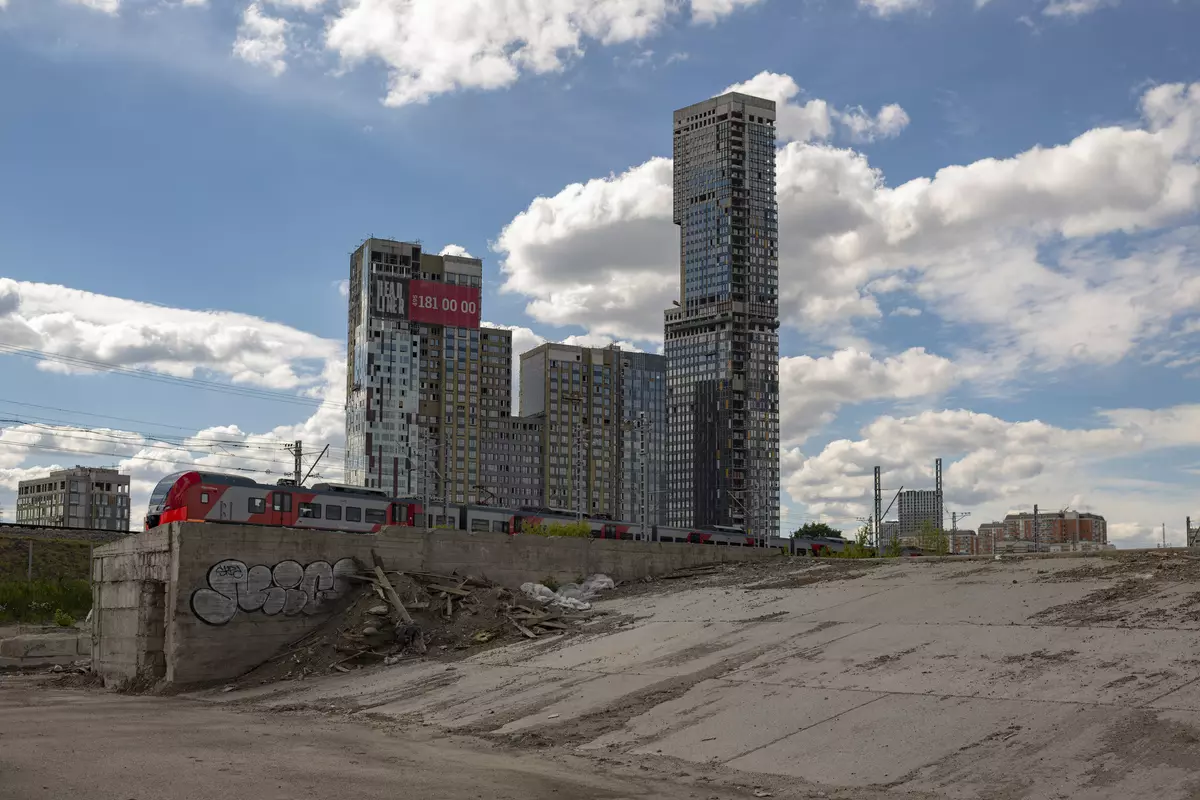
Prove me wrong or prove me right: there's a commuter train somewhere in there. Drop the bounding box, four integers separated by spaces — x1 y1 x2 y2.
144 470 802 550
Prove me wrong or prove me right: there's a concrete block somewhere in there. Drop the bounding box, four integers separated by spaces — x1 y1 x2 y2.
0 632 81 659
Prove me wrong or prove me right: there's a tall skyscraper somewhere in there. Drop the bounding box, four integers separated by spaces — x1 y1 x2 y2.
346 238 510 508
665 92 780 539
519 343 666 524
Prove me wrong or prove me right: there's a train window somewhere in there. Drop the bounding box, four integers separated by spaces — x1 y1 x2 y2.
272 493 292 513
364 508 385 524
299 502 321 519
492 520 509 533
471 518 490 532
345 507 362 523
248 497 265 514
325 505 342 521
435 516 446 526
200 492 209 504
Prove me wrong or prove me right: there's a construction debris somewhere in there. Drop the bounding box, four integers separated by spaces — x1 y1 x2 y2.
519 574 615 611
237 566 608 686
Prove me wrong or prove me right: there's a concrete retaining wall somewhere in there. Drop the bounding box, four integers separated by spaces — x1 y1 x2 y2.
91 530 172 687
94 522 776 687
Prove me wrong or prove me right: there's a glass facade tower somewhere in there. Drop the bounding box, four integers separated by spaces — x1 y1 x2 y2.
664 92 780 539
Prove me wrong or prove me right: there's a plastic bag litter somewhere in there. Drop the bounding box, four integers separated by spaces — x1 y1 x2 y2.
519 574 615 611
580 574 615 595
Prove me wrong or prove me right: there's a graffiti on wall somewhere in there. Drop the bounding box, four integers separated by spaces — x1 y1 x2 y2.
190 558 357 626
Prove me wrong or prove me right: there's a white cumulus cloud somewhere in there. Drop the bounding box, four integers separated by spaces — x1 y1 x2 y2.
66 0 121 13
780 348 964 446
724 72 911 144
497 81 1200 371
857 0 929 16
233 2 290 77
324 0 762 107
438 244 474 258
1043 0 1120 17
782 403 1200 547
0 278 340 390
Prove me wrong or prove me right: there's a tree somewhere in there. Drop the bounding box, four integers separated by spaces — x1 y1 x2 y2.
917 520 949 556
793 521 844 539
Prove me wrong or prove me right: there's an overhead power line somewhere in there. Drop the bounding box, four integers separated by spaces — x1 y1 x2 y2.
0 427 296 471
0 397 344 450
0 413 346 457
0 344 345 410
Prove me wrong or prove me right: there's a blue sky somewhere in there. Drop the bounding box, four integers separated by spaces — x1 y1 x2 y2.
2 0 1199 547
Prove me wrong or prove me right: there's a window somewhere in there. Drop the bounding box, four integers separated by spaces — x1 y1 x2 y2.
200 492 210 504
299 502 321 519
364 508 385 524
272 493 293 512
492 520 510 533
326 505 343 521
248 497 266 514
471 517 490 532
345 507 362 523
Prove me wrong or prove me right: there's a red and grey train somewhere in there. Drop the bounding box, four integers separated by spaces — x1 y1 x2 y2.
144 470 797 550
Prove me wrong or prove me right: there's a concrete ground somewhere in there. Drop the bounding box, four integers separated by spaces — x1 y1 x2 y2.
0 676 761 800
202 553 1200 800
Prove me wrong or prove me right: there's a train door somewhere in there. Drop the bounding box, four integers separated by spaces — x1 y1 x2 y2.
217 495 234 522
271 491 293 527
390 502 410 527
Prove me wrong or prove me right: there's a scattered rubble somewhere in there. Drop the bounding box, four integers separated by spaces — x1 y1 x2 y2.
237 558 615 686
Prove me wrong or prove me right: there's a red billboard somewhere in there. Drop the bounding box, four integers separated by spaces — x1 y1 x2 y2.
408 279 482 329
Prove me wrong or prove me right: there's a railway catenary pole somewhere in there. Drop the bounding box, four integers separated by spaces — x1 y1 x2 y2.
874 466 882 552
285 440 303 485
1033 504 1040 553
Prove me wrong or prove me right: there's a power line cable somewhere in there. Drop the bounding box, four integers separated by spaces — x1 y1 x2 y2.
0 412 346 456
0 397 346 451
0 423 301 470
0 344 345 410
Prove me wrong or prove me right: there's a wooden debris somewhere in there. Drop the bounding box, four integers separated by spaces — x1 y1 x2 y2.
425 584 473 597
372 566 415 625
532 620 568 631
508 617 538 639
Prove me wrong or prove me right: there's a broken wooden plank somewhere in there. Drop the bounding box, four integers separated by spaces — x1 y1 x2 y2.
372 566 415 625
424 583 473 597
533 620 569 631
507 617 538 639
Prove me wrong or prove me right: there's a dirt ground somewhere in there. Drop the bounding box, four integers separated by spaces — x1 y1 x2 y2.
0 676 843 800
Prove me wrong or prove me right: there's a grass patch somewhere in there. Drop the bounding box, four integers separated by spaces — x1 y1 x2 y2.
0 579 91 624
0 536 92 582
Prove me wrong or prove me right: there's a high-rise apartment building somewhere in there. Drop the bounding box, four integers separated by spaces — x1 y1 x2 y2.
346 238 511 508
618 351 667 526
519 343 666 523
898 490 942 538
15 466 131 531
480 415 543 510
665 92 780 538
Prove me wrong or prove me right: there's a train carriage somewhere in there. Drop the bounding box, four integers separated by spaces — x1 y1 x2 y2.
145 470 790 552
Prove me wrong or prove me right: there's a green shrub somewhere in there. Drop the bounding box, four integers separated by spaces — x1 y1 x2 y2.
541 575 561 592
522 522 592 539
53 608 75 628
0 579 91 624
